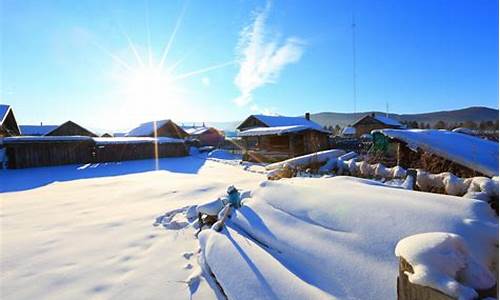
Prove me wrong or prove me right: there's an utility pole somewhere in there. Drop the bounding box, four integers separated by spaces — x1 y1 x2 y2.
352 9 357 114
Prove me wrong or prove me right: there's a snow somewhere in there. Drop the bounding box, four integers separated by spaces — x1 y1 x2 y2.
184 127 212 135
373 115 403 127
19 125 59 136
126 120 170 136
238 125 325 136
395 232 497 299
341 126 356 135
251 114 326 132
374 129 499 177
0 155 264 300
0 104 10 124
452 127 475 135
1 151 497 300
199 176 498 300
265 149 345 170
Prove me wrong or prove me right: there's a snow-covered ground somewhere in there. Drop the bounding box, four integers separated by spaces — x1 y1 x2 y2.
0 154 261 300
1 151 497 300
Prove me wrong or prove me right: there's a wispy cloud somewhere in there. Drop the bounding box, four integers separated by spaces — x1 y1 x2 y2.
234 3 305 107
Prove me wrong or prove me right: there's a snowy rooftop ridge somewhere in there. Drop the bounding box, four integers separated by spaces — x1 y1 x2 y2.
20 125 58 136
126 120 170 136
252 114 326 132
0 104 12 124
238 125 320 136
373 114 403 127
374 129 499 177
183 127 212 135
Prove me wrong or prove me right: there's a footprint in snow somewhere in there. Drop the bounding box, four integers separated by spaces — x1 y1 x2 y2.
182 252 194 260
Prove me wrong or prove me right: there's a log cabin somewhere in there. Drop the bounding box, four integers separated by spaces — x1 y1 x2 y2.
126 119 188 139
352 113 404 137
184 126 224 146
45 120 97 137
0 105 21 137
237 113 330 162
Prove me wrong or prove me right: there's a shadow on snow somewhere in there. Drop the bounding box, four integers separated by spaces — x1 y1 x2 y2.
0 156 206 193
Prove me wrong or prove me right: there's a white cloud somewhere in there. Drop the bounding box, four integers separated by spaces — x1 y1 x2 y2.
201 77 210 87
234 3 305 107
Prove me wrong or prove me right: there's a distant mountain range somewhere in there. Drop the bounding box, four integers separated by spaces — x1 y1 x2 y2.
182 106 498 133
309 106 499 128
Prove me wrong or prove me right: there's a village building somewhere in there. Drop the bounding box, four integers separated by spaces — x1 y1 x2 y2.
0 105 21 137
237 113 330 162
101 133 113 137
20 124 58 136
126 119 188 139
352 113 404 137
44 120 97 137
183 125 224 146
372 129 499 178
341 126 356 138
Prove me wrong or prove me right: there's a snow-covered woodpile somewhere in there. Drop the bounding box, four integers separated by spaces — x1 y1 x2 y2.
266 149 499 212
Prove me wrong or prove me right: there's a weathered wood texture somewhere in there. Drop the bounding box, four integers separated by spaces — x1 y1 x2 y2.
241 130 329 162
353 115 401 137
398 257 497 300
5 140 95 169
4 141 188 169
0 108 20 137
46 121 97 137
94 143 188 162
396 142 482 178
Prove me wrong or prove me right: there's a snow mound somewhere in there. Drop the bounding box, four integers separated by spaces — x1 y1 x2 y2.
199 176 498 299
395 232 497 299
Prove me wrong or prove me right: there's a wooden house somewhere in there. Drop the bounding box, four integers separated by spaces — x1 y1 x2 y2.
372 129 499 178
45 120 97 137
3 136 188 169
0 105 21 137
20 124 58 136
126 119 188 139
237 113 330 162
352 113 404 137
184 126 224 146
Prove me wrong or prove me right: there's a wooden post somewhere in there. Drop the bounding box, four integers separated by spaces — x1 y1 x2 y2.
397 257 497 300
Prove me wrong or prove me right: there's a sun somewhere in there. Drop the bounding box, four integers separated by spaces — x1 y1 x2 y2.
123 65 177 103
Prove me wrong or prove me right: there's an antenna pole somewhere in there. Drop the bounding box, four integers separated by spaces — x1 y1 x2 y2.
352 9 357 114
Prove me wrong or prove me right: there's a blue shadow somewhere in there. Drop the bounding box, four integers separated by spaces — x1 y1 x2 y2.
0 156 206 193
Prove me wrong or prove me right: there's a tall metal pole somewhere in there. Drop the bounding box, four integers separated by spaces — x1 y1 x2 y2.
352 10 357 114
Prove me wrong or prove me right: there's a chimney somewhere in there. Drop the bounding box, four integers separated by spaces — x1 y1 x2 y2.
305 112 310 121
40 122 43 126
371 113 375 117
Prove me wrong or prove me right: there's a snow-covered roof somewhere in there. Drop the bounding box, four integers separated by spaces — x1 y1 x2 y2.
342 126 356 135
20 125 58 136
373 115 402 127
0 105 10 124
374 129 499 177
452 127 475 135
183 127 212 135
238 125 321 137
94 137 184 145
251 114 325 131
126 120 170 136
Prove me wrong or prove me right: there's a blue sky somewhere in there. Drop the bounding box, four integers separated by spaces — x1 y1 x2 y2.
1 0 498 130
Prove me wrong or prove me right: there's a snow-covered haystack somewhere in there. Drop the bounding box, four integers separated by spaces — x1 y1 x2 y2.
395 232 498 300
198 177 498 300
